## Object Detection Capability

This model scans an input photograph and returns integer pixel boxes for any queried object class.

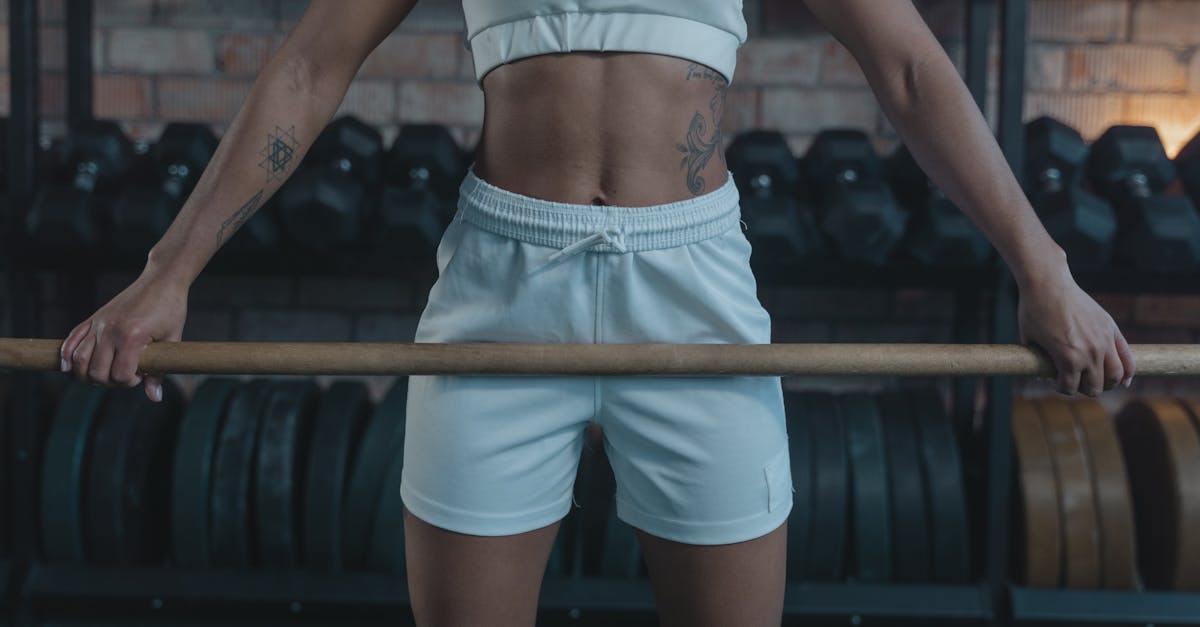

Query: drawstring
[545,227,627,264]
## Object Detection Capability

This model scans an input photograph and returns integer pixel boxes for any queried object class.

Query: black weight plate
[365,451,406,574]
[877,390,931,582]
[546,511,570,578]
[841,393,892,582]
[910,389,970,583]
[40,381,108,563]
[783,390,813,581]
[600,499,641,579]
[0,378,8,556]
[210,380,272,568]
[84,381,182,564]
[170,377,237,567]
[255,380,319,569]
[343,377,408,568]
[803,392,847,581]
[304,381,371,571]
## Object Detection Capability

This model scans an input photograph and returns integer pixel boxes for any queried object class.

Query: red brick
[1023,91,1126,140]
[395,0,468,33]
[736,38,822,86]
[1121,324,1196,343]
[94,75,151,118]
[0,28,7,69]
[761,0,823,36]
[154,0,278,29]
[1066,45,1190,92]
[157,76,252,122]
[38,0,63,24]
[397,81,483,125]
[1131,1,1200,46]
[94,0,154,25]
[819,39,867,87]
[915,0,966,39]
[109,28,214,73]
[892,289,955,321]
[722,88,760,141]
[834,322,953,343]
[39,26,63,71]
[359,32,462,79]
[1120,94,1200,157]
[216,32,284,76]
[1092,293,1136,322]
[1133,295,1200,328]
[1027,44,1067,91]
[39,73,66,117]
[1191,50,1200,94]
[761,87,880,134]
[336,80,396,124]
[1030,1,1129,43]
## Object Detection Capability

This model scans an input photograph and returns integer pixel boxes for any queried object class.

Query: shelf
[1011,586,1200,625]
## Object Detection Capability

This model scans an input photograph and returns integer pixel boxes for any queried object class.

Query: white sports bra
[461,0,748,85]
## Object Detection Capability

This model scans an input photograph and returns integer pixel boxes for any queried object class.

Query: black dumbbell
[1177,129,1200,210]
[1085,126,1200,272]
[1023,117,1117,268]
[278,116,383,257]
[887,145,990,267]
[803,130,908,265]
[372,124,465,261]
[110,123,219,262]
[725,131,824,264]
[25,120,133,255]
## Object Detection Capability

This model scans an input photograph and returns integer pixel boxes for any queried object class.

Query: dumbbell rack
[5,0,1200,626]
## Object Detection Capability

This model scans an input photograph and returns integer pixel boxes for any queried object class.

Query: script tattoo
[676,64,728,195]
[216,189,265,248]
[259,125,299,182]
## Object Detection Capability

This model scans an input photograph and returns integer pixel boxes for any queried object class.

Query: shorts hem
[614,494,793,546]
[399,480,573,537]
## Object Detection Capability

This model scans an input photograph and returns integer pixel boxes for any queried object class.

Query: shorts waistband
[456,166,741,253]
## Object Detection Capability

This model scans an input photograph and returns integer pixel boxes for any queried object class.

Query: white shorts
[400,167,792,545]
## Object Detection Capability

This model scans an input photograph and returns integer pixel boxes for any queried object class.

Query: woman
[59,1,1134,625]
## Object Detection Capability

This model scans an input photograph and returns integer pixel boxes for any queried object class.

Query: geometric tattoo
[216,189,264,249]
[259,125,298,182]
[676,64,728,195]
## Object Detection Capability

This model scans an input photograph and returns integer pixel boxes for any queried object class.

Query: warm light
[1160,122,1200,159]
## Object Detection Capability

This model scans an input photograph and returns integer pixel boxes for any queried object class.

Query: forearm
[144,52,349,286]
[866,44,1067,287]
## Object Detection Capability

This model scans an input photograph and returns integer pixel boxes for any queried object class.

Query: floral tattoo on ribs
[676,63,728,195]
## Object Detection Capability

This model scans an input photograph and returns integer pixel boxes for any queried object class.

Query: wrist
[142,244,197,292]
[1011,243,1070,291]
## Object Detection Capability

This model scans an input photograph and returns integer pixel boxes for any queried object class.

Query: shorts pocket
[763,445,793,513]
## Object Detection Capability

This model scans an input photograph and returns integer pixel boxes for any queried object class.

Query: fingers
[60,320,93,373]
[1116,331,1135,388]
[70,330,98,383]
[143,375,164,403]
[109,339,147,388]
[1102,344,1125,392]
[1054,350,1083,396]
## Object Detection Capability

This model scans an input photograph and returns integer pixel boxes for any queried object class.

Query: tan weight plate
[1174,399,1200,590]
[1116,399,1200,591]
[1011,398,1062,587]
[1069,399,1138,589]
[1036,398,1102,589]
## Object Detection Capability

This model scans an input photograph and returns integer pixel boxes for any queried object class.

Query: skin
[60,1,1135,625]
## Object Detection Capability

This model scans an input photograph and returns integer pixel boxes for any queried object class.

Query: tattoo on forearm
[676,64,728,195]
[216,189,264,248]
[259,125,299,182]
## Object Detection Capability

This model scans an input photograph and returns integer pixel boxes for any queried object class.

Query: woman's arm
[803,0,1134,395]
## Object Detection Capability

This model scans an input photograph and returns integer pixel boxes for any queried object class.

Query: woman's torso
[474,52,731,207]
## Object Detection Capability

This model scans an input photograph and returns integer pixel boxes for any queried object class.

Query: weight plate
[1070,399,1137,589]
[85,381,182,564]
[783,390,813,581]
[573,427,610,577]
[910,389,970,583]
[0,378,9,556]
[1011,397,1063,588]
[600,498,641,579]
[343,377,408,568]
[210,380,272,568]
[170,377,237,567]
[255,380,319,569]
[840,393,891,582]
[877,390,930,582]
[1118,399,1200,590]
[546,511,570,578]
[1036,398,1102,589]
[304,381,371,571]
[40,381,108,563]
[365,452,407,574]
[804,392,847,581]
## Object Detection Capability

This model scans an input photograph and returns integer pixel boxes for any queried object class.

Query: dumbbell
[803,130,908,265]
[25,119,132,255]
[1023,117,1117,268]
[1177,129,1200,210]
[725,131,824,264]
[887,145,990,267]
[1085,125,1200,272]
[278,116,383,257]
[110,123,218,262]
[371,124,466,260]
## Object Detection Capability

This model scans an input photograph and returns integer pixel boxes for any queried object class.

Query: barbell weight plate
[600,499,641,579]
[85,382,182,564]
[803,392,847,581]
[365,449,407,574]
[572,428,609,577]
[304,380,371,571]
[910,389,970,583]
[0,378,7,556]
[170,377,237,567]
[40,381,107,563]
[1036,398,1102,589]
[1070,399,1138,589]
[783,390,813,581]
[343,377,408,568]
[840,393,891,582]
[255,380,319,569]
[210,379,272,568]
[1117,399,1200,591]
[1011,398,1062,588]
[877,390,931,582]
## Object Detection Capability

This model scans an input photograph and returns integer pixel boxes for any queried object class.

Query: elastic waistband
[455,166,741,253]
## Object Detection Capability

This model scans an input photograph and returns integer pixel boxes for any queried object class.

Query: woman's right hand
[59,270,189,402]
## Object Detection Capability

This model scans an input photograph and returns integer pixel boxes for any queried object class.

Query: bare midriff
[474,52,730,207]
